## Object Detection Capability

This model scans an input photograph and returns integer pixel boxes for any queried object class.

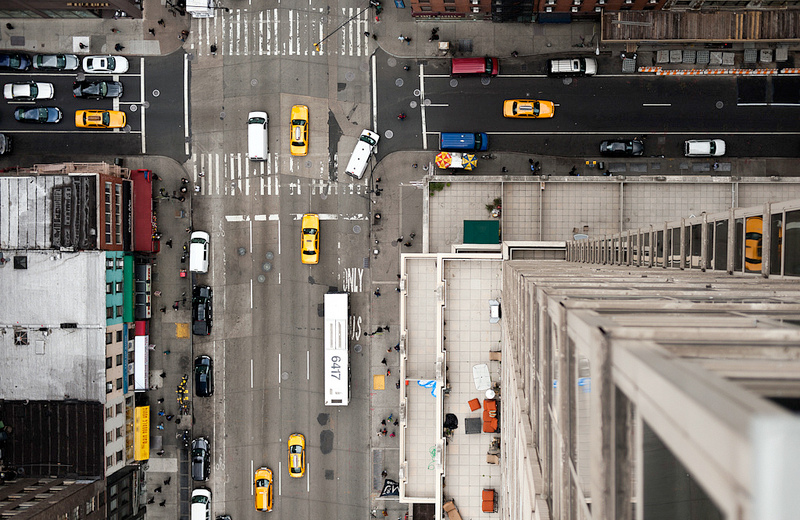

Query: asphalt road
[0,51,188,164]
[374,50,800,158]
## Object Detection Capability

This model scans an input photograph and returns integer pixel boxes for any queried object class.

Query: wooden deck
[602,10,800,43]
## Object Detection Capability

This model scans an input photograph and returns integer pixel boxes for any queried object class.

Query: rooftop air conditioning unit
[573,0,580,5]
[545,5,553,11]
[472,0,479,4]
[472,6,481,11]
[571,5,578,10]
[598,0,605,4]
[624,0,633,3]
[595,5,601,10]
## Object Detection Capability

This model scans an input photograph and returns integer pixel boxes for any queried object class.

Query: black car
[192,285,213,335]
[0,53,31,71]
[599,139,644,157]
[73,80,124,99]
[191,437,211,481]
[194,355,214,397]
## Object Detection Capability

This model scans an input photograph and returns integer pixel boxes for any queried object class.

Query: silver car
[32,54,79,71]
[3,82,55,101]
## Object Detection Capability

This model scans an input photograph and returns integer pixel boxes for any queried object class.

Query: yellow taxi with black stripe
[288,433,305,478]
[502,99,555,119]
[254,467,273,511]
[75,109,127,128]
[290,104,309,156]
[300,214,319,265]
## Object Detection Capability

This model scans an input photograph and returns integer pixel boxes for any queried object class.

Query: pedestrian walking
[387,368,392,376]
[403,241,412,247]
[166,414,174,421]
[148,28,156,36]
[375,326,384,333]
[158,409,166,416]
[384,325,390,332]
[396,380,401,389]
[166,239,173,248]
[159,500,166,507]
[569,165,577,175]
[114,43,124,52]
[5,23,14,30]
[210,44,217,55]
[382,509,389,517]
[157,449,165,455]
[398,35,404,41]
[381,470,388,478]
[194,185,201,193]
[157,423,164,430]
[164,477,171,485]
[394,343,400,351]
[397,235,404,242]
[160,306,166,313]
[409,233,416,239]
[163,350,171,355]
[364,31,371,37]
[159,372,166,378]
[154,486,162,493]
[404,37,411,44]
[381,358,387,365]
[396,287,401,292]
[79,42,87,49]
[147,496,155,504]
[713,162,719,171]
[111,27,120,33]
[179,29,189,42]
[158,19,166,26]
[154,290,161,296]
[157,397,164,403]
[173,301,179,311]
[374,288,381,297]
[511,50,519,57]
[390,431,396,437]
[198,171,205,177]
[387,413,394,421]
[394,418,399,426]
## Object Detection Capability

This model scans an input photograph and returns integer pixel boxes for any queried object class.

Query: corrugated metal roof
[602,10,800,42]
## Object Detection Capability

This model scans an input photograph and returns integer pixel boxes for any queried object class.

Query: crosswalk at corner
[192,8,373,57]
[190,153,372,197]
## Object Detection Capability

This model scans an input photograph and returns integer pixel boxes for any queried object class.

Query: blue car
[0,53,31,71]
[15,107,62,124]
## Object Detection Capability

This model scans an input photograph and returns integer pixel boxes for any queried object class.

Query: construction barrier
[780,68,800,74]
[637,66,662,73]
[649,68,784,76]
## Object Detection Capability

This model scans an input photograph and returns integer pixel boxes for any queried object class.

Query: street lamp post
[314,4,372,52]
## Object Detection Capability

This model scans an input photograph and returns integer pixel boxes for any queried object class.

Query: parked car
[300,213,320,265]
[503,99,555,119]
[82,55,129,74]
[33,54,79,71]
[73,80,123,99]
[599,139,644,157]
[288,433,306,478]
[14,106,62,123]
[75,109,126,128]
[191,437,211,481]
[0,134,10,155]
[191,488,212,519]
[745,216,763,272]
[194,355,214,397]
[290,104,309,156]
[192,285,213,335]
[254,467,273,511]
[684,139,726,157]
[4,82,55,101]
[0,53,31,71]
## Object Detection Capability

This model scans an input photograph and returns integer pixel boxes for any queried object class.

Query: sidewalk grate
[722,52,735,66]
[458,39,473,53]
[744,48,758,63]
[759,49,773,62]
[710,52,723,66]
[669,50,682,63]
[656,50,669,64]
[179,448,190,520]
[682,50,696,64]
[621,58,637,73]
[696,50,710,65]
[363,257,370,268]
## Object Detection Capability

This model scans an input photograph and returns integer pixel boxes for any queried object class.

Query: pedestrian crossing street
[192,7,373,57]
[190,153,369,197]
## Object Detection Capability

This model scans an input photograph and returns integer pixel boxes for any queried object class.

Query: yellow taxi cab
[254,467,273,511]
[745,216,763,271]
[290,104,309,156]
[288,433,305,478]
[75,109,126,128]
[300,214,319,265]
[502,99,555,119]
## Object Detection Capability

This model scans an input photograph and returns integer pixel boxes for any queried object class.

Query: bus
[324,293,350,406]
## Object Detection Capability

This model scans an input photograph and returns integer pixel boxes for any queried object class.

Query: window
[116,305,123,317]
[106,357,113,369]
[116,330,122,342]
[115,281,123,293]
[116,354,123,366]
[114,184,122,244]
[106,282,113,294]
[106,333,113,345]
[116,258,123,269]
[116,426,123,439]
[106,307,113,319]
[106,382,113,394]
[14,329,28,346]
[86,497,96,514]
[106,257,114,269]
[104,182,113,244]
[106,455,113,468]
[445,5,456,10]
[106,431,113,444]
[116,450,123,464]
[115,402,123,415]
[420,5,432,9]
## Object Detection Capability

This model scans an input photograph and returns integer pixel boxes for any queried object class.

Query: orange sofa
[483,399,498,433]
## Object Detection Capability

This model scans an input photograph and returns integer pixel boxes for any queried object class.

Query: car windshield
[290,444,302,453]
[708,142,716,154]
[28,84,37,96]
[8,57,20,68]
[97,82,108,96]
[191,495,208,504]
[248,116,265,125]
[192,448,206,458]
[360,135,376,146]
[302,228,317,235]
[256,478,268,487]
[106,57,116,69]
[101,112,110,126]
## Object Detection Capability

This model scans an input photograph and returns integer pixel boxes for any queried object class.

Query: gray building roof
[0,250,106,401]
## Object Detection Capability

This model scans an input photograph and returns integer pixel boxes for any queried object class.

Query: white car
[684,139,726,157]
[3,82,54,101]
[82,55,129,74]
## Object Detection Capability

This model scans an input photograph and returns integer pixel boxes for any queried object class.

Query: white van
[189,231,210,273]
[344,129,380,180]
[247,111,269,161]
[190,488,211,520]
[548,58,597,76]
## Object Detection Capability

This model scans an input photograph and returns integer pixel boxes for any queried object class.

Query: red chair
[482,489,496,513]
[468,398,481,411]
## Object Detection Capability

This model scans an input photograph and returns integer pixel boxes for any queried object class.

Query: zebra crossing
[192,7,373,57]
[190,153,368,197]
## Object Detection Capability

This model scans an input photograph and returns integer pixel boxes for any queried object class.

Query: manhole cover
[262,262,272,271]
[251,78,258,86]
[305,160,312,168]
[141,101,150,109]
[413,89,421,97]
[238,247,246,256]
[449,79,458,88]
[395,78,404,87]
[152,89,161,97]
[281,372,289,380]
[562,77,572,85]
[345,71,355,81]
[716,101,724,109]
[360,62,369,72]
[354,344,362,353]
[480,77,491,86]
[257,275,266,283]
[220,111,225,119]
[130,104,138,112]
[410,101,417,108]
[124,125,132,133]
[384,129,394,139]
[424,98,431,106]
[266,252,274,260]
[387,57,397,67]
[325,470,334,480]
[353,224,362,234]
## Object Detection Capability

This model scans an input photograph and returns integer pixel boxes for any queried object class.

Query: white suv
[684,139,726,157]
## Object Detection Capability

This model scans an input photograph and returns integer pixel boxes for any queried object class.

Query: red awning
[131,169,156,253]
